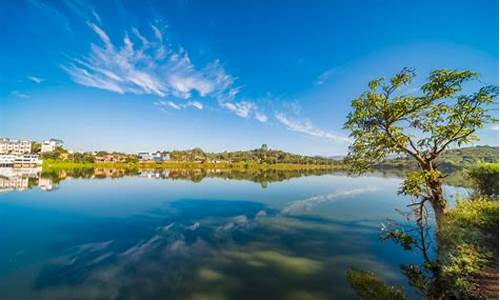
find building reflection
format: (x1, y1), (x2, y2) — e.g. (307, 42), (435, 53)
(38, 177), (56, 191)
(0, 167), (42, 192)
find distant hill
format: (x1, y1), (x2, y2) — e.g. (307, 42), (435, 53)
(375, 146), (499, 171)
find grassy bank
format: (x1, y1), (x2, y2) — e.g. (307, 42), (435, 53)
(41, 159), (344, 171)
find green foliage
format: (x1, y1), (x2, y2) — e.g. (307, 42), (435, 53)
(380, 225), (416, 250)
(344, 68), (497, 173)
(346, 269), (409, 300)
(438, 146), (498, 171)
(344, 68), (498, 298)
(69, 152), (95, 163)
(40, 146), (68, 160)
(467, 162), (499, 196)
(440, 198), (499, 297)
(170, 148), (207, 161)
(400, 265), (429, 295)
(31, 142), (41, 154)
(375, 146), (499, 172)
(443, 198), (498, 233)
(399, 170), (442, 198)
(169, 147), (336, 165)
(344, 68), (497, 217)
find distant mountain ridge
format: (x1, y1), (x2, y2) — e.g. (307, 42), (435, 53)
(375, 145), (499, 171)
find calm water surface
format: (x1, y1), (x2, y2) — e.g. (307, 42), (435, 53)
(0, 168), (466, 300)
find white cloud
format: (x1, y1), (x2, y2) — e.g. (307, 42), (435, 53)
(490, 123), (499, 131)
(315, 68), (335, 85)
(166, 101), (181, 110)
(28, 76), (44, 83)
(65, 23), (266, 120)
(64, 23), (231, 100)
(222, 101), (255, 118)
(275, 113), (350, 142)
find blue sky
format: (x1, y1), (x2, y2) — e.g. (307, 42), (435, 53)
(0, 0), (498, 155)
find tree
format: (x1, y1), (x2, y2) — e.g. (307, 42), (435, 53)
(344, 68), (497, 221)
(467, 162), (499, 197)
(31, 142), (41, 154)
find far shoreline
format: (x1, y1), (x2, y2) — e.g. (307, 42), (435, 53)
(41, 159), (345, 171)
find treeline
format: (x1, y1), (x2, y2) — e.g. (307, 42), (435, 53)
(38, 145), (498, 168)
(41, 144), (337, 165)
(40, 146), (96, 162)
(40, 147), (138, 163)
(170, 145), (336, 164)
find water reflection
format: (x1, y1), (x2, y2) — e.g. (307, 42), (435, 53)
(0, 167), (41, 192)
(0, 168), (470, 299)
(28, 198), (391, 300)
(0, 167), (338, 193)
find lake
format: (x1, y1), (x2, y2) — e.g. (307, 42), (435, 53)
(0, 168), (467, 300)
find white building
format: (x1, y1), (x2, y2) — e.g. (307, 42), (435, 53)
(0, 155), (17, 166)
(14, 155), (42, 166)
(0, 155), (42, 167)
(0, 138), (32, 155)
(41, 139), (63, 153)
(138, 151), (170, 162)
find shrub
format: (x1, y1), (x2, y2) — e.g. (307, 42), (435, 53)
(467, 163), (499, 196)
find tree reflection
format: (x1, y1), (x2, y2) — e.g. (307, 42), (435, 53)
(35, 167), (336, 189)
(348, 196), (498, 300)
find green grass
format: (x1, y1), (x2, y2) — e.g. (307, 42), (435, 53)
(42, 159), (344, 171)
(440, 197), (499, 297)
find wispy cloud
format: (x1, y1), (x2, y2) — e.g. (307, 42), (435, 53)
(489, 123), (499, 131)
(315, 68), (335, 85)
(155, 100), (204, 111)
(275, 113), (350, 142)
(28, 76), (44, 83)
(62, 0), (101, 23)
(10, 90), (30, 99)
(255, 112), (268, 123)
(186, 101), (203, 110)
(64, 22), (266, 121)
(282, 188), (378, 214)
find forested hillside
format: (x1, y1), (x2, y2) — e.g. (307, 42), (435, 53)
(375, 146), (498, 171)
